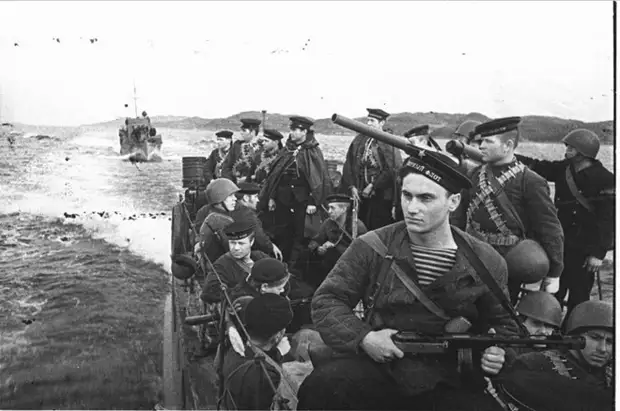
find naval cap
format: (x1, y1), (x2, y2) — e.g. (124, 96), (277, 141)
(237, 182), (260, 195)
(244, 294), (294, 339)
(263, 128), (284, 141)
(223, 218), (256, 240)
(366, 108), (390, 121)
(404, 125), (430, 138)
(289, 116), (314, 130)
(473, 117), (521, 138)
(325, 193), (353, 204)
(250, 258), (290, 284)
(215, 130), (234, 139)
(402, 149), (472, 194)
(240, 118), (261, 130)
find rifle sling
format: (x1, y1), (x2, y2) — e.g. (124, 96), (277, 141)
(360, 232), (450, 322)
(486, 168), (527, 237)
(565, 165), (594, 213)
(452, 229), (529, 336)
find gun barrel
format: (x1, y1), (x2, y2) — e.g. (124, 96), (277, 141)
(184, 313), (219, 326)
(449, 335), (586, 350)
(331, 113), (421, 155)
(445, 140), (484, 162)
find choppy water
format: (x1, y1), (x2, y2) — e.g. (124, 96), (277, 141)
(0, 128), (217, 409)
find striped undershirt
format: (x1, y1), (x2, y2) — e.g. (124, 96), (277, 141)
(409, 244), (457, 286)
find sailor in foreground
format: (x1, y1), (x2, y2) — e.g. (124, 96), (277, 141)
(222, 118), (263, 184)
(341, 108), (402, 230)
(460, 117), (564, 302)
(221, 294), (294, 411)
(515, 129), (614, 317)
(498, 300), (614, 411)
(232, 182), (283, 260)
(257, 116), (332, 265)
(204, 130), (233, 184)
(298, 149), (519, 410)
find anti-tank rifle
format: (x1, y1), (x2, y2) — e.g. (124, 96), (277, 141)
(330, 114), (484, 163)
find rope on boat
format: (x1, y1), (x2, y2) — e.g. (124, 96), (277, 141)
(180, 202), (298, 411)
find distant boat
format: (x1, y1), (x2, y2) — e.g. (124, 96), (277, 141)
(118, 115), (163, 162)
(118, 82), (163, 162)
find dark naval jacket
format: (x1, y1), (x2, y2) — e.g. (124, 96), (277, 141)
(516, 155), (614, 259)
(312, 221), (520, 392)
(460, 160), (565, 279)
(202, 250), (271, 304)
(221, 139), (264, 183)
(204, 147), (230, 184)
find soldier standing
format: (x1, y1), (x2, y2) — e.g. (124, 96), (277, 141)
(515, 129), (614, 316)
(499, 300), (614, 411)
(298, 149), (519, 410)
(222, 118), (263, 183)
(341, 108), (402, 230)
(462, 117), (564, 301)
(204, 130), (233, 184)
(257, 116), (333, 265)
(252, 128), (284, 185)
(232, 182), (283, 260)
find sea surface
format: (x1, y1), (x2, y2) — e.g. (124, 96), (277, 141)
(0, 127), (614, 409)
(0, 127), (215, 409)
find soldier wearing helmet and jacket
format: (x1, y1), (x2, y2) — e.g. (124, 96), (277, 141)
(498, 300), (614, 411)
(515, 291), (562, 337)
(194, 178), (239, 264)
(516, 129), (615, 316)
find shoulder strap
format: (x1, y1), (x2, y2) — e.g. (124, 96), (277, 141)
(486, 168), (527, 237)
(565, 166), (595, 213)
(451, 229), (529, 336)
(359, 232), (450, 321)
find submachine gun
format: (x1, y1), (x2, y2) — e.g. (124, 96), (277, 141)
(392, 317), (585, 376)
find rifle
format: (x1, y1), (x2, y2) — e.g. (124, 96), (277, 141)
(351, 195), (359, 239)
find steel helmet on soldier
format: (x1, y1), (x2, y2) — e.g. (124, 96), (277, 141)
(453, 120), (482, 143)
(565, 300), (613, 335)
(561, 129), (600, 159)
(206, 178), (239, 204)
(504, 239), (550, 284)
(516, 291), (562, 328)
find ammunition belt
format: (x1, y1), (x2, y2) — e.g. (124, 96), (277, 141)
(466, 163), (525, 239)
(466, 220), (521, 247)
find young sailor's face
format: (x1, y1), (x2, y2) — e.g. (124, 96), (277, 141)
(263, 139), (277, 150)
(580, 329), (613, 368)
(241, 128), (254, 142)
(479, 135), (509, 163)
(229, 237), (253, 259)
(243, 194), (259, 210)
(366, 117), (384, 130)
(327, 203), (348, 220)
(401, 173), (459, 234)
(216, 137), (229, 149)
(289, 127), (306, 143)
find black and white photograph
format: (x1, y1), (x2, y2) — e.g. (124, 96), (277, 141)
(0, 1), (615, 410)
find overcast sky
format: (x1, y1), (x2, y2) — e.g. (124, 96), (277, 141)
(0, 1), (614, 126)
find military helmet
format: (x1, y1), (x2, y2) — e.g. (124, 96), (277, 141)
(504, 239), (550, 284)
(565, 300), (613, 335)
(561, 129), (600, 159)
(205, 178), (239, 204)
(516, 291), (562, 328)
(453, 120), (482, 143)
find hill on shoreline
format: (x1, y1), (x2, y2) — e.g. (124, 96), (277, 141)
(13, 111), (614, 144)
